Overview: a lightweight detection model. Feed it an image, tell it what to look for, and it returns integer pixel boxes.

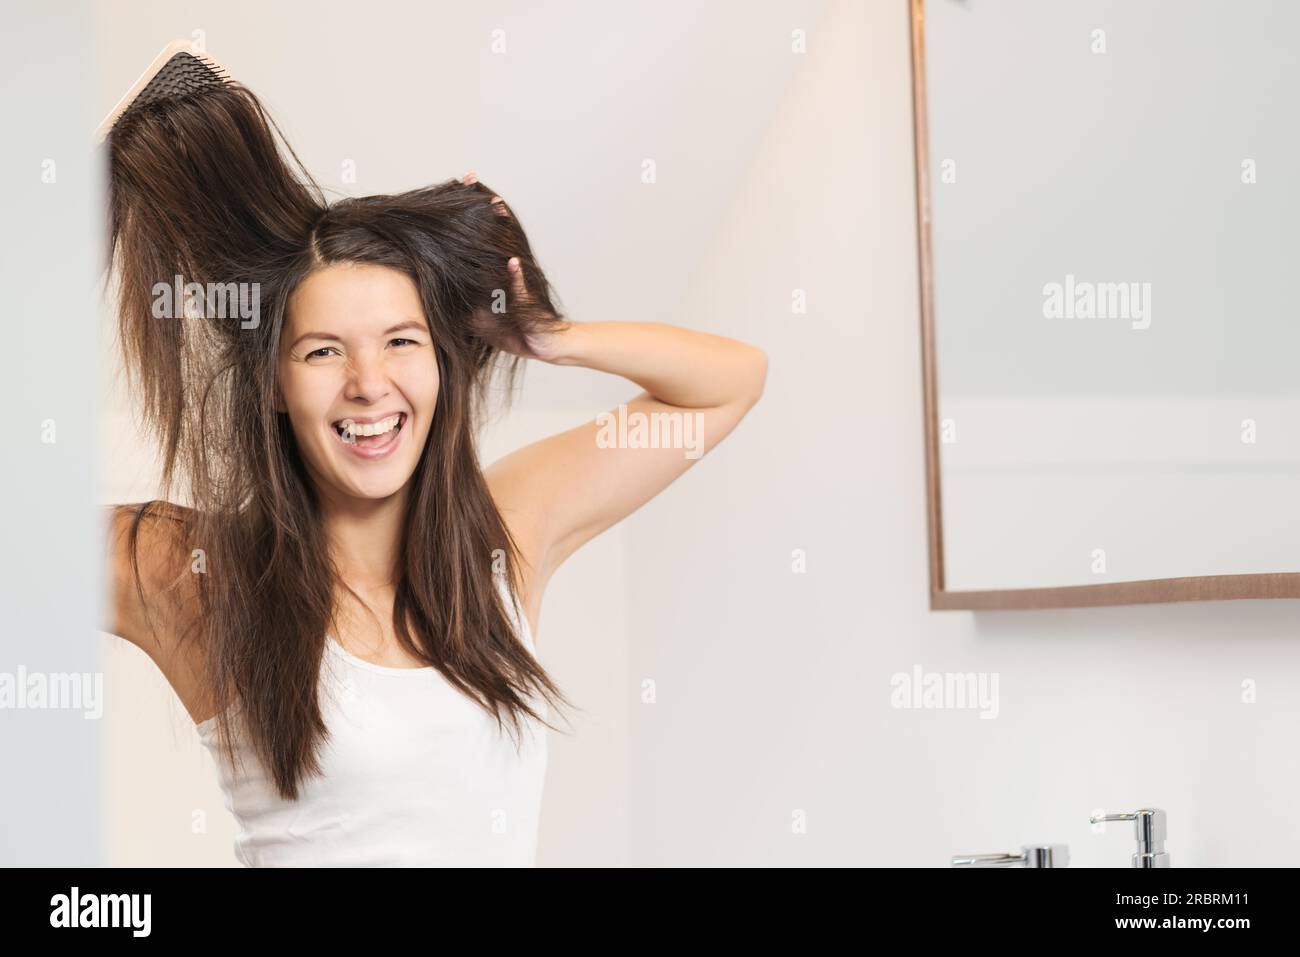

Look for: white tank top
[195,577,549,867]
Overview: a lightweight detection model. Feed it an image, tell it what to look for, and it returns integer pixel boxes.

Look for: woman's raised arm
[485,314,767,610]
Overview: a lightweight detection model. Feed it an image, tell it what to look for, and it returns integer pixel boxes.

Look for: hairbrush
[95,39,231,143]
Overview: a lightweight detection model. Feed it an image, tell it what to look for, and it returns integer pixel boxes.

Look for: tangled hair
[105,80,575,799]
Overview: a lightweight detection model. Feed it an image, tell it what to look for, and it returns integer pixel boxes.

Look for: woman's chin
[338,476,410,502]
[315,459,416,503]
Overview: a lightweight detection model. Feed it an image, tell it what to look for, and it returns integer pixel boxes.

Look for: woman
[104,78,766,866]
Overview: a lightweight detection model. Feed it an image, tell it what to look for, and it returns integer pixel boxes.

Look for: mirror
[911,0,1300,608]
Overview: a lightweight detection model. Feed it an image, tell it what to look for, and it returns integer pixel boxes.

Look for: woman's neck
[318,485,408,590]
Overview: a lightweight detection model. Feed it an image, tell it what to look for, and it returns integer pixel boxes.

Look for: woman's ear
[273,383,287,414]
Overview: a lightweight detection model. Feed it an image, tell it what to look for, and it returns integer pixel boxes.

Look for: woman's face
[277,262,439,503]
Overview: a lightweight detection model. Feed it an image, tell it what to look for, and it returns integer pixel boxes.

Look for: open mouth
[331,412,407,457]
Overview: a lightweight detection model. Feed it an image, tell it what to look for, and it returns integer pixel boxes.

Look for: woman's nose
[344,350,392,401]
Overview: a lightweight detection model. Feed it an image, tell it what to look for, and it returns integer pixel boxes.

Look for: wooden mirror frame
[908,0,1300,610]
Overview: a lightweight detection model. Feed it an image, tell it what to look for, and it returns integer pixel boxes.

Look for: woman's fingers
[508,256,530,302]
[461,171,512,217]
[464,175,520,304]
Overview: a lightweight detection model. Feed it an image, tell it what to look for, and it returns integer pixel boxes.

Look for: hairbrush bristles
[95,39,231,143]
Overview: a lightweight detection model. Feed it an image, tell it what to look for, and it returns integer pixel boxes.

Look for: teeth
[335,414,402,445]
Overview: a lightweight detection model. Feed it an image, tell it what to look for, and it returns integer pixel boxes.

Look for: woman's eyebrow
[288,319,428,351]
[383,319,428,336]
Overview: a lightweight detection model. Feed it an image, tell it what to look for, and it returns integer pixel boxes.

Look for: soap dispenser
[951,844,1069,868]
[1089,808,1169,868]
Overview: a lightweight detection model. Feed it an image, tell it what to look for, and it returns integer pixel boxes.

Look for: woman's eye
[302,341,417,359]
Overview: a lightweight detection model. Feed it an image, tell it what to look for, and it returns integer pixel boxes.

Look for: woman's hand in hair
[467,256,570,361]
[462,171,570,361]
[461,170,511,217]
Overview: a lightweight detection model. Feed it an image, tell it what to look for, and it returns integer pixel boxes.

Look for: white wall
[94,0,1300,867]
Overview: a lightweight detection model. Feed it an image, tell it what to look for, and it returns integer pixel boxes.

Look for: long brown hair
[106,80,575,799]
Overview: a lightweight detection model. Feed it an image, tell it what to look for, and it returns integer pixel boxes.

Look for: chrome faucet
[951,844,1069,868]
[1089,808,1169,868]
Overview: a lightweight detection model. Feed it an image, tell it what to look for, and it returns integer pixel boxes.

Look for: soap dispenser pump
[1089,808,1169,868]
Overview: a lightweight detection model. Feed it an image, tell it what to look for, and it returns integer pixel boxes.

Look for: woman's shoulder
[109,499,199,539]
[107,500,216,722]
[107,500,203,648]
